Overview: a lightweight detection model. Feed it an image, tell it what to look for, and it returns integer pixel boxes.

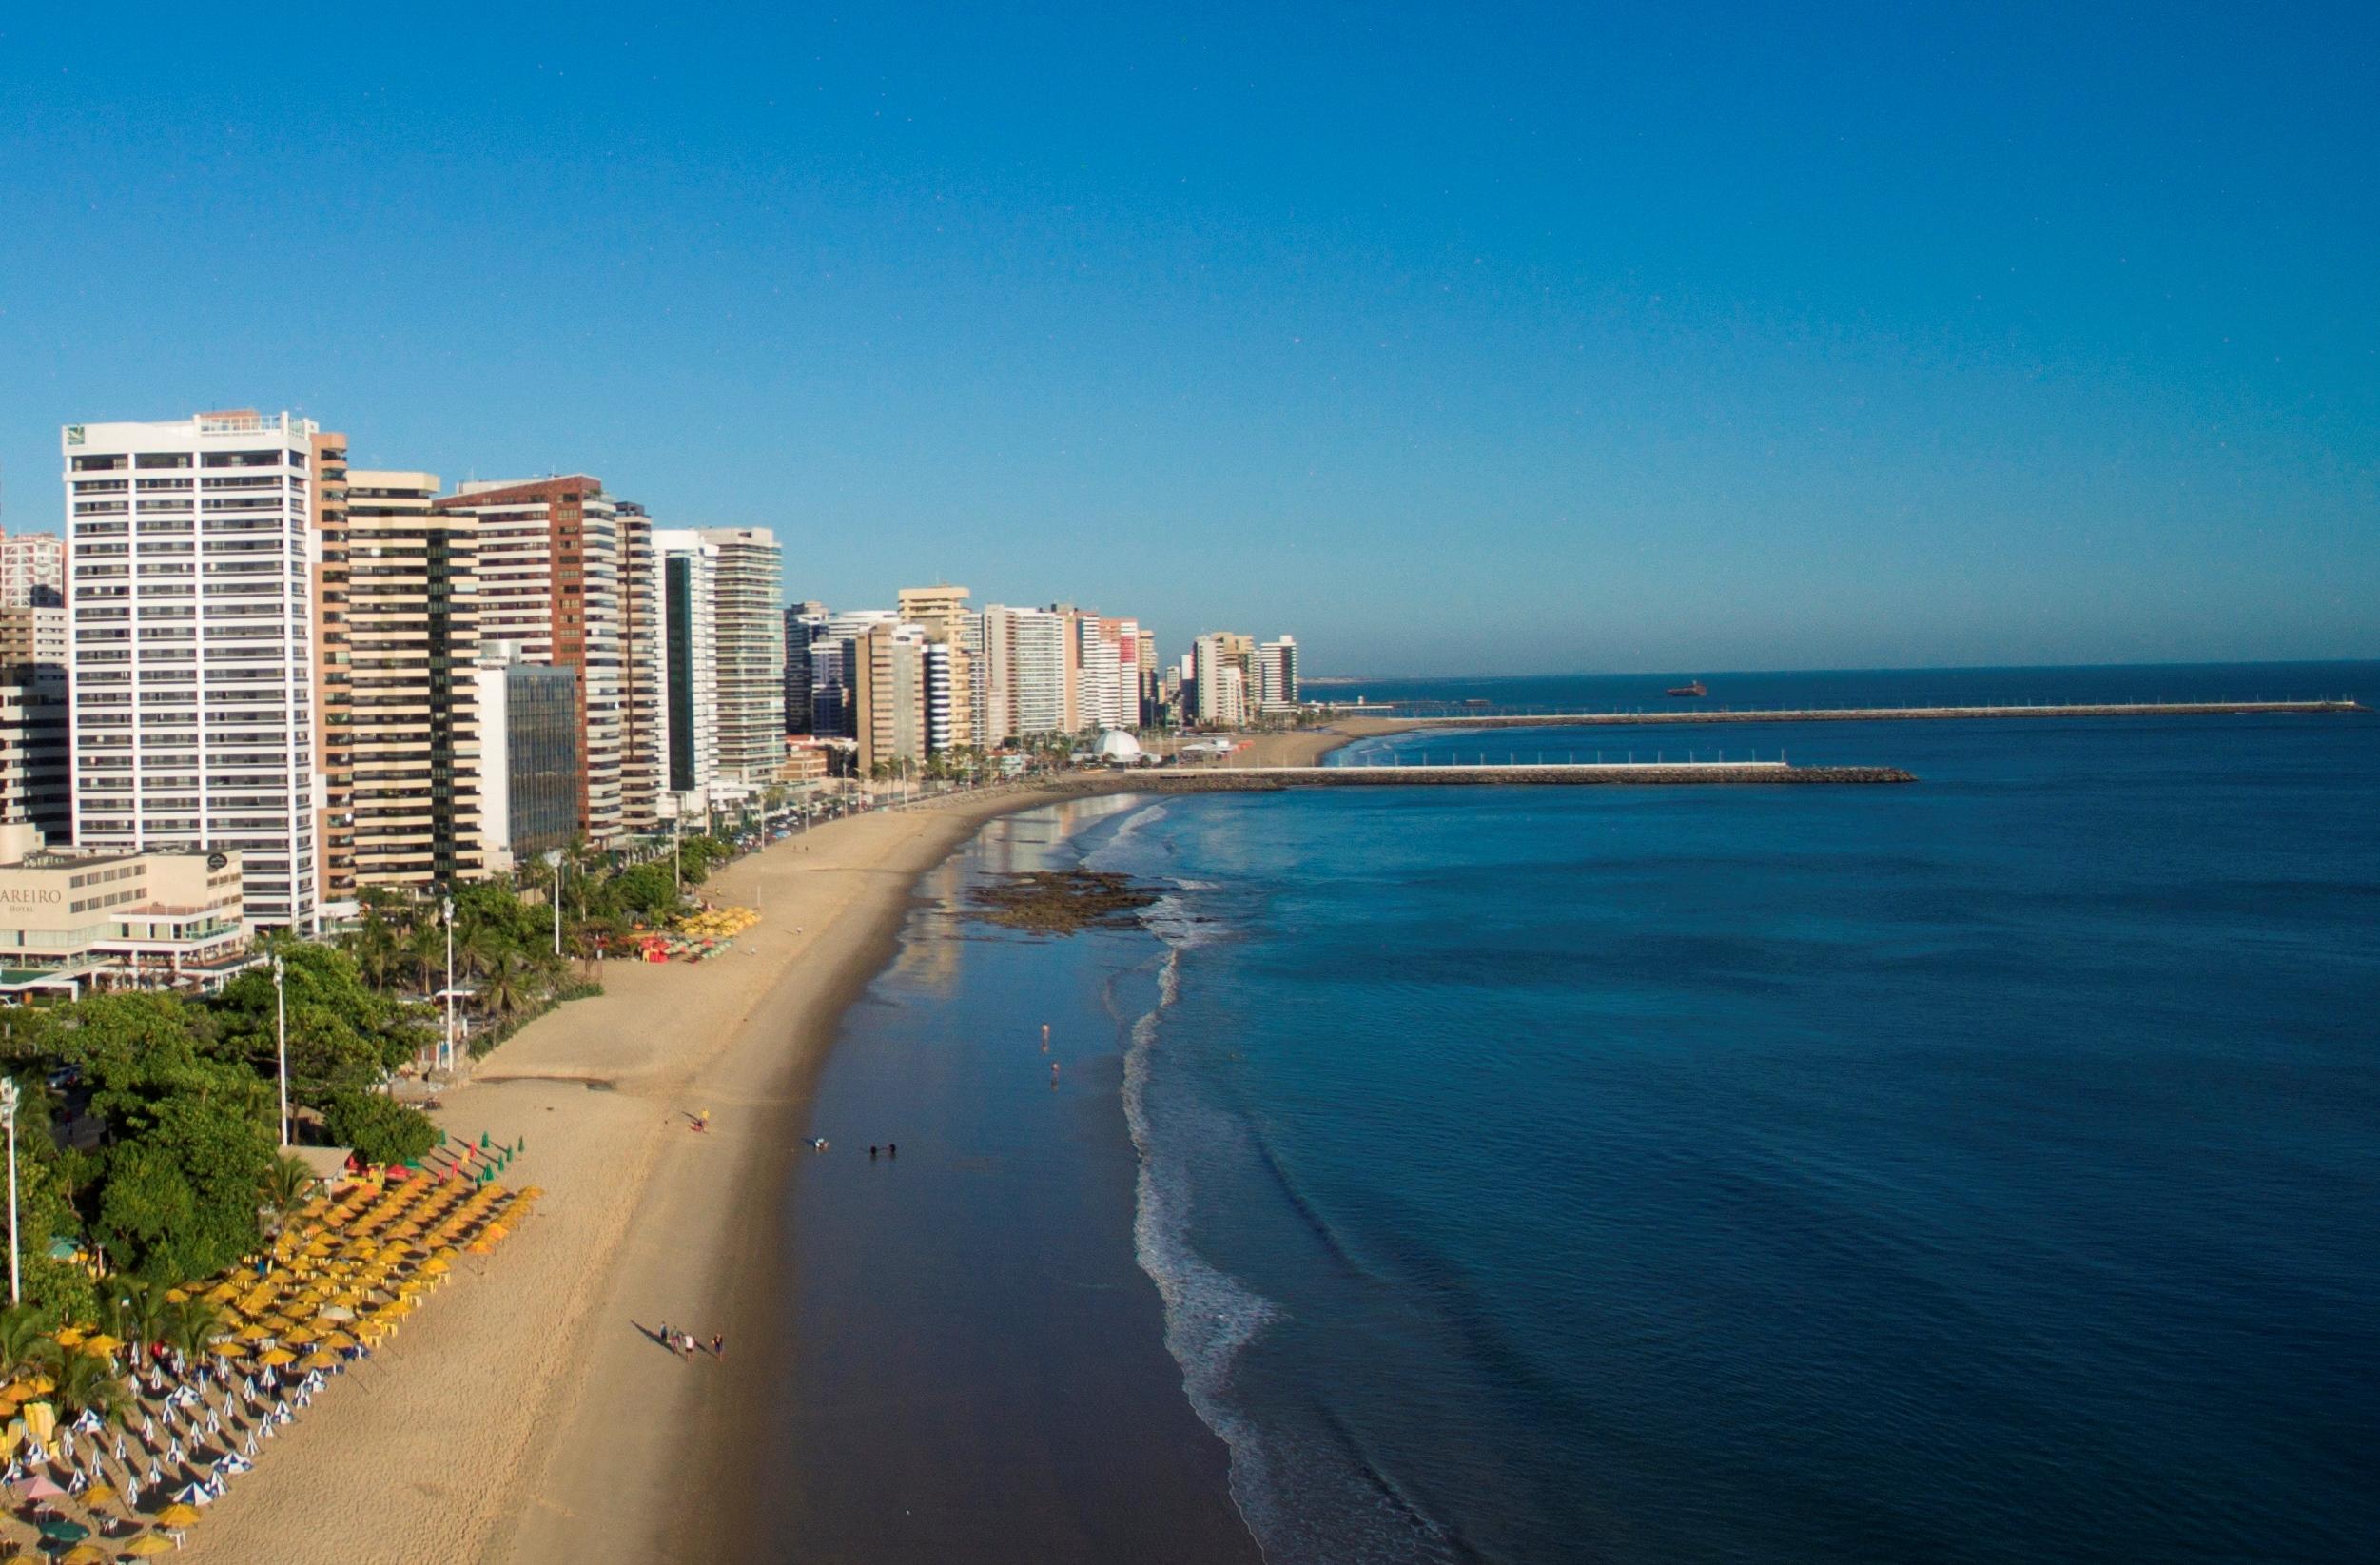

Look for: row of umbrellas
[0,1156,536,1560]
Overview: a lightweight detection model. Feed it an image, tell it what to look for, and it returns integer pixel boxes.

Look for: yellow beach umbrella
[258,1347,298,1367]
[123,1536,178,1557]
[80,1334,121,1358]
[302,1350,339,1371]
[210,1340,247,1359]
[54,1326,85,1348]
[59,1543,107,1565]
[322,1331,357,1350]
[81,1482,116,1507]
[164,1288,189,1304]
[236,1324,270,1342]
[155,1502,203,1528]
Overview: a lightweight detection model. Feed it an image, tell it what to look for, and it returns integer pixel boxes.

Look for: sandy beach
[184,728,1340,1564]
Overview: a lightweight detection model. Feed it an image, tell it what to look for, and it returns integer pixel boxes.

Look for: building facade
[0,529,66,608]
[702,529,785,780]
[339,470,490,892]
[1257,636,1300,712]
[434,477,656,845]
[65,411,322,933]
[783,600,828,734]
[0,823,249,998]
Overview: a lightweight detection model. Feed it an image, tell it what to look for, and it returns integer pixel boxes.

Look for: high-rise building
[652,531,720,797]
[897,584,970,643]
[852,620,928,775]
[1193,632,1256,727]
[1136,628,1161,724]
[783,600,828,734]
[0,607,68,843]
[307,431,353,915]
[702,529,785,780]
[1256,636,1300,712]
[981,605,1070,743]
[618,504,665,836]
[925,638,971,755]
[64,411,322,933]
[0,530,66,609]
[811,609,898,738]
[473,650,580,865]
[434,477,657,844]
[338,471,490,891]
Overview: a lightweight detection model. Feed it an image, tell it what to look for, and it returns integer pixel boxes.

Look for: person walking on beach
[712,1334,725,1360]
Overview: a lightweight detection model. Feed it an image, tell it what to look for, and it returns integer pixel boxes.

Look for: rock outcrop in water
[966,870,1163,935]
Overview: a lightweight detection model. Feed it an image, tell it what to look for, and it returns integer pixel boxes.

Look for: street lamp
[272,951,289,1148]
[544,849,565,958]
[0,1075,18,1307]
[441,894,457,1074]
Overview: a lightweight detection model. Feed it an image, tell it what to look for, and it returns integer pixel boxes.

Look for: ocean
[769,663,2380,1564]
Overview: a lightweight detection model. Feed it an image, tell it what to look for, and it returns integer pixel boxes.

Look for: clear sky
[1,3,2372,675]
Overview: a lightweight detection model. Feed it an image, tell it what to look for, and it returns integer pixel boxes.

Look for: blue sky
[1,2,2372,674]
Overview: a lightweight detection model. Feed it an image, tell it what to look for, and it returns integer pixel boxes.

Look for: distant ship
[1666,679,1707,698]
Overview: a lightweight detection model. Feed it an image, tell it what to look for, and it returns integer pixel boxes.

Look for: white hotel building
[64,412,322,933]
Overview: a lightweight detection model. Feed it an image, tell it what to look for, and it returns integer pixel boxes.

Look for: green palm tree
[478,950,536,1022]
[103,1279,172,1358]
[351,915,401,994]
[162,1297,217,1367]
[54,1350,130,1424]
[260,1153,316,1233]
[0,1307,62,1380]
[406,920,446,995]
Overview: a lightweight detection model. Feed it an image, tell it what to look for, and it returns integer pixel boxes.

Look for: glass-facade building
[506,663,579,858]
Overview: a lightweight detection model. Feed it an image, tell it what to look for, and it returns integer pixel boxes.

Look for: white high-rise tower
[64,411,322,932]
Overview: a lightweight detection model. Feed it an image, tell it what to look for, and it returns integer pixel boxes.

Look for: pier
[1136,761,1915,790]
[1331,699,2361,734]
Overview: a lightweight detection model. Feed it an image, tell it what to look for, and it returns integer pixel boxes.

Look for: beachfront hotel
[64,411,323,933]
[0,821,250,998]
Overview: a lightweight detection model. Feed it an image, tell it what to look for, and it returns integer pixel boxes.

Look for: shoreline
[185,727,1341,1564]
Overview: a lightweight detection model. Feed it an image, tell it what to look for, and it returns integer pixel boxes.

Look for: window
[72,455,128,472]
[135,453,192,470]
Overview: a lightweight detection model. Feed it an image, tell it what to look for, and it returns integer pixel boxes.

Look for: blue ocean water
[1078,667,2379,1564]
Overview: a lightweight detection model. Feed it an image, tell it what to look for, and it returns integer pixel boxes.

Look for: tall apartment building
[617,503,665,836]
[64,412,322,932]
[1074,616,1141,731]
[1256,636,1300,712]
[852,621,928,775]
[897,583,972,755]
[338,471,491,890]
[924,639,971,754]
[0,530,66,608]
[653,531,720,797]
[1193,632,1257,727]
[783,600,827,734]
[434,477,657,845]
[308,431,353,914]
[810,609,897,738]
[1136,628,1161,724]
[473,651,579,864]
[0,607,69,842]
[981,604,1069,743]
[702,529,785,780]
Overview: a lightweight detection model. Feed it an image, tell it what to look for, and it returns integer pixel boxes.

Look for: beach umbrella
[121,1536,175,1557]
[80,1482,115,1507]
[79,1336,121,1359]
[20,1473,68,1499]
[60,1543,106,1564]
[258,1349,297,1367]
[154,1502,202,1528]
[35,1517,89,1541]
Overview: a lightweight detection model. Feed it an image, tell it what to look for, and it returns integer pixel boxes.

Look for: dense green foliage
[322,1090,439,1166]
